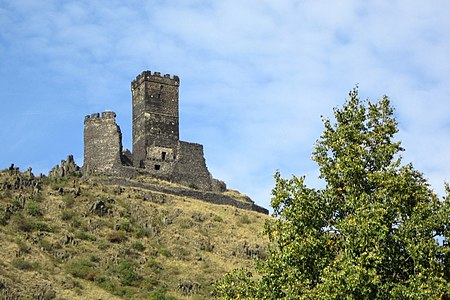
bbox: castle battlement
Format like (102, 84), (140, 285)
(84, 111), (117, 124)
(82, 70), (268, 214)
(131, 70), (180, 89)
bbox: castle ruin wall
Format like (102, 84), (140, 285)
(83, 112), (123, 175)
(171, 141), (216, 191)
(83, 71), (239, 194)
(80, 70), (267, 213)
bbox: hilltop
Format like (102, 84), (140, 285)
(0, 165), (269, 299)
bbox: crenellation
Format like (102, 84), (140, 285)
(85, 111), (117, 124)
(101, 111), (116, 122)
(131, 70), (180, 90)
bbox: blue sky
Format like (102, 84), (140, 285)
(1, 1), (450, 210)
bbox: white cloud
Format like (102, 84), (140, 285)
(1, 0), (450, 209)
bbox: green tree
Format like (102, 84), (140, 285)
(214, 88), (450, 299)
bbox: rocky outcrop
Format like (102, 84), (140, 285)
(48, 155), (81, 178)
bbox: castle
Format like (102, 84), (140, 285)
(83, 71), (226, 193)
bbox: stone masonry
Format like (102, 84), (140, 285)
(84, 112), (124, 175)
(83, 71), (226, 193)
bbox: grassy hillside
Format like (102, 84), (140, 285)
(0, 168), (269, 299)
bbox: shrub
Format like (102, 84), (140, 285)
(192, 212), (208, 222)
(61, 210), (75, 221)
(65, 258), (100, 281)
(115, 259), (142, 286)
(26, 201), (43, 217)
(100, 279), (134, 297)
(98, 242), (110, 250)
(90, 255), (101, 263)
(132, 241), (145, 252)
(179, 218), (193, 229)
(75, 230), (97, 241)
(71, 218), (81, 228)
(238, 214), (251, 224)
(146, 258), (163, 273)
(15, 238), (30, 253)
(158, 246), (172, 257)
(33, 221), (54, 232)
(11, 213), (34, 232)
(31, 192), (44, 203)
(107, 231), (127, 243)
(117, 220), (132, 232)
(62, 194), (75, 208)
(0, 215), (8, 226)
(148, 287), (177, 300)
(41, 289), (56, 300)
(11, 258), (34, 270)
(39, 238), (54, 252)
(135, 226), (158, 238)
(212, 215), (224, 222)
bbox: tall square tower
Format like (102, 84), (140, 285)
(131, 71), (180, 167)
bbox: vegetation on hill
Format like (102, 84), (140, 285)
(214, 88), (450, 299)
(0, 168), (268, 299)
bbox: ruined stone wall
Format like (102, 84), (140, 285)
(171, 141), (216, 191)
(98, 177), (268, 214)
(81, 70), (266, 212)
(131, 71), (180, 167)
(84, 112), (123, 175)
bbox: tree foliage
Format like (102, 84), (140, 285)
(214, 88), (450, 299)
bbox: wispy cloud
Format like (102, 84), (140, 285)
(1, 0), (450, 208)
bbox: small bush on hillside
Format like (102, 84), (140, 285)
(238, 214), (251, 224)
(135, 226), (158, 238)
(11, 258), (34, 270)
(212, 215), (223, 222)
(114, 259), (142, 286)
(31, 192), (44, 203)
(15, 238), (30, 253)
(107, 230), (127, 243)
(26, 201), (42, 217)
(132, 241), (145, 252)
(39, 238), (54, 252)
(11, 213), (34, 232)
(61, 210), (75, 221)
(148, 287), (177, 300)
(75, 230), (97, 241)
(65, 258), (100, 281)
(33, 220), (54, 232)
(117, 220), (132, 232)
(62, 194), (75, 208)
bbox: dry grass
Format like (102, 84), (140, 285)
(0, 169), (269, 299)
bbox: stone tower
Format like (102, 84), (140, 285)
(83, 111), (123, 174)
(131, 71), (180, 168)
(83, 70), (227, 192)
(81, 70), (269, 214)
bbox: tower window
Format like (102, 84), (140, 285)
(154, 164), (161, 170)
(162, 152), (167, 160)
